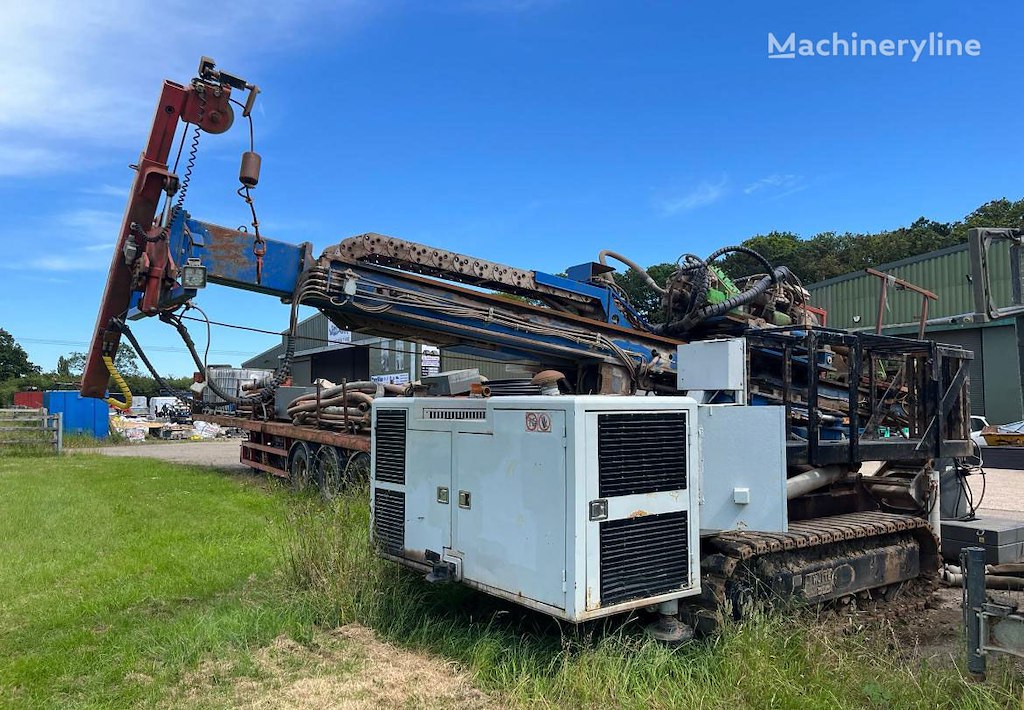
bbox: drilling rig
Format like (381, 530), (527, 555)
(82, 59), (974, 640)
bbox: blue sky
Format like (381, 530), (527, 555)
(1, 1), (1020, 376)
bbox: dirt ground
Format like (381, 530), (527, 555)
(167, 625), (496, 709)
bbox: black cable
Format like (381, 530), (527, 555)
(228, 98), (255, 152)
(174, 314), (538, 367)
(113, 319), (196, 403)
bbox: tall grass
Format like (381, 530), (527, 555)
(282, 487), (1023, 709)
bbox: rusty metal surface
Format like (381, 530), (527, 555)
(82, 69), (239, 399)
(195, 413), (370, 452)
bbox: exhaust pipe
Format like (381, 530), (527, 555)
(786, 466), (844, 500)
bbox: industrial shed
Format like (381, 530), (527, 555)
(808, 242), (1022, 425)
(242, 312), (534, 386)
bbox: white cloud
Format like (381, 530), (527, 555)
(0, 208), (122, 271)
(0, 0), (376, 177)
(80, 184), (128, 198)
(459, 0), (561, 11)
(19, 256), (97, 272)
(654, 176), (728, 215)
(0, 145), (70, 176)
(744, 173), (806, 197)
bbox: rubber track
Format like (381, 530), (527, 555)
(709, 511), (932, 561)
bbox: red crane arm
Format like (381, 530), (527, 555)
(81, 71), (235, 398)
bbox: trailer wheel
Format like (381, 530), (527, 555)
(287, 441), (313, 492)
(315, 446), (344, 500)
(345, 451), (370, 487)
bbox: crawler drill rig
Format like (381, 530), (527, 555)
(82, 60), (973, 632)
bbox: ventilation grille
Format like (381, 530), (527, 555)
(374, 409), (407, 484)
(597, 412), (687, 497)
(486, 378), (541, 396)
(422, 408), (486, 420)
(600, 511), (689, 606)
(373, 488), (405, 554)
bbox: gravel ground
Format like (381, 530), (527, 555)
(89, 440), (248, 472)
(974, 466), (1022, 516)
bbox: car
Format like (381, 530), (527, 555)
(970, 415), (990, 448)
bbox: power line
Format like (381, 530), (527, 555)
(19, 337), (255, 358)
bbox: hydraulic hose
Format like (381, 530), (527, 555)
(102, 355), (133, 411)
(657, 264), (792, 336)
(167, 311), (294, 406)
(115, 319), (195, 404)
(598, 250), (666, 294)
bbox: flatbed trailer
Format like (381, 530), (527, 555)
(196, 413), (370, 496)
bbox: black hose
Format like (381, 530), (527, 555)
(162, 306), (296, 406)
(656, 246), (790, 335)
(113, 319), (196, 403)
(705, 245), (775, 275)
(695, 266), (792, 321)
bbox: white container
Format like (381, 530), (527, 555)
(203, 367), (273, 404)
(149, 396), (186, 420)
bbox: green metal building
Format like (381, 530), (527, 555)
(808, 242), (1022, 425)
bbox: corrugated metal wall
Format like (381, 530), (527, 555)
(293, 312), (327, 352)
(439, 351), (536, 380)
(808, 243), (1013, 330)
(806, 243), (1023, 423)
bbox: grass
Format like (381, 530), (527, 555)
(0, 451), (1020, 708)
(0, 453), (312, 707)
(62, 431), (126, 448)
(283, 492), (1024, 709)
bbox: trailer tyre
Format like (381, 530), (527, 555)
(315, 446), (344, 500)
(345, 451), (370, 487)
(287, 441), (313, 492)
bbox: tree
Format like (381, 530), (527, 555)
(613, 262), (676, 322)
(0, 329), (40, 380)
(61, 345), (141, 379)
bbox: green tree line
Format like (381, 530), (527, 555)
(0, 328), (192, 406)
(615, 197), (1024, 320)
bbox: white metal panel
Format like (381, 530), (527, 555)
(452, 409), (568, 610)
(371, 395), (703, 622)
(697, 405), (788, 534)
(582, 405), (700, 613)
(403, 429), (453, 560)
(677, 338), (746, 392)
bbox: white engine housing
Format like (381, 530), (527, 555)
(370, 395), (703, 622)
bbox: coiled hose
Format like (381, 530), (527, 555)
(102, 355), (133, 411)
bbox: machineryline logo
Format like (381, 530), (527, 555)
(768, 32), (981, 62)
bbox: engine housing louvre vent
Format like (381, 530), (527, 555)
(422, 408), (486, 421)
(597, 412), (687, 497)
(600, 511), (689, 606)
(373, 487), (405, 554)
(374, 409), (407, 484)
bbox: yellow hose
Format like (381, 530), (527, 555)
(102, 355), (133, 411)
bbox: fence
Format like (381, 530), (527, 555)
(0, 408), (63, 454)
(961, 546), (1024, 680)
